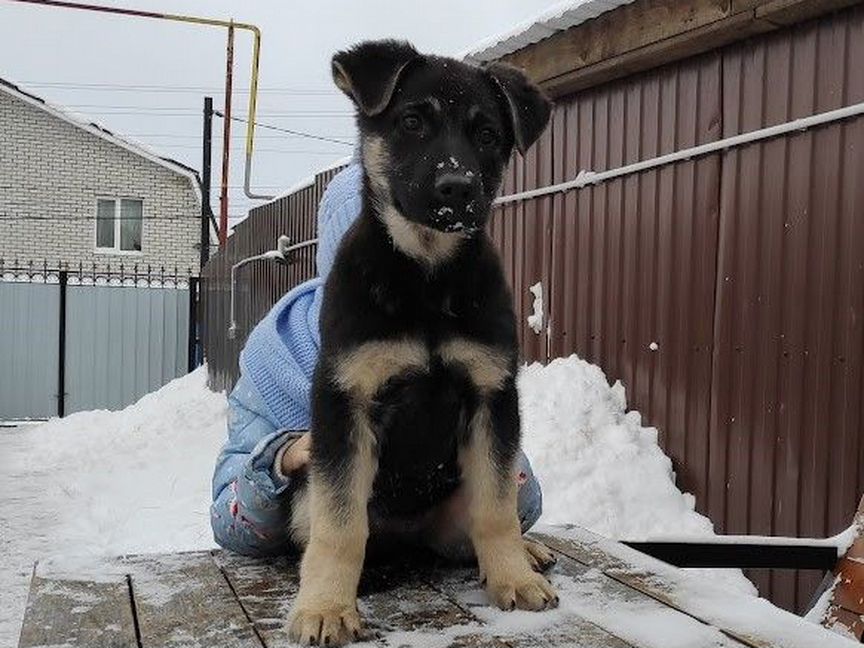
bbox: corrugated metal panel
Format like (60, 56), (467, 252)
(0, 282), (59, 419)
(201, 164), (344, 393)
(544, 52), (723, 510)
(709, 8), (864, 612)
(64, 284), (189, 413)
(488, 118), (556, 364)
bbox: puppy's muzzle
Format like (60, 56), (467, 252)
(431, 173), (482, 233)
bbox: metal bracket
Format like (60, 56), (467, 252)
(227, 236), (319, 339)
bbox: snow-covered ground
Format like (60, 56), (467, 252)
(0, 369), (227, 646)
(0, 356), (757, 646)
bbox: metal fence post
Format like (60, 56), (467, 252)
(201, 97), (213, 269)
(188, 275), (199, 372)
(57, 269), (67, 417)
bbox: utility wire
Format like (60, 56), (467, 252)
(68, 109), (353, 118)
(214, 110), (354, 147)
(122, 133), (356, 140)
(19, 81), (339, 95)
(64, 103), (351, 114)
(155, 144), (348, 154)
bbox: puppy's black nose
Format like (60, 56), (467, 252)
(434, 173), (479, 211)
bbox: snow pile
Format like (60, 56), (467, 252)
(0, 367), (226, 646)
(519, 355), (755, 595)
(0, 355), (755, 646)
(521, 356), (709, 537)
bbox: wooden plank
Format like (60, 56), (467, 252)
(818, 495), (864, 641)
(428, 562), (639, 648)
(125, 550), (262, 648)
(503, 0), (732, 89)
(211, 551), (298, 648)
(358, 561), (479, 635)
(214, 551), (488, 647)
(533, 529), (855, 648)
(431, 550), (754, 648)
(17, 569), (137, 648)
(538, 11), (770, 97)
(499, 0), (864, 98)
(743, 0), (862, 25)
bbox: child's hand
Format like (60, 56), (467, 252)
(281, 433), (312, 474)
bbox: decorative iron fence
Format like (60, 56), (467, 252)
(0, 259), (199, 420)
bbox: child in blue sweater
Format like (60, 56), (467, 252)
(210, 157), (543, 557)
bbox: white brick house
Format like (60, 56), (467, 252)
(0, 78), (202, 274)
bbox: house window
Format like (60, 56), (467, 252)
(95, 198), (143, 252)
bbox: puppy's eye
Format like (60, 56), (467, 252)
(477, 127), (499, 146)
(401, 112), (423, 133)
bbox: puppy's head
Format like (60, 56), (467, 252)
(333, 40), (551, 236)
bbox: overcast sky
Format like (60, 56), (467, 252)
(0, 0), (559, 225)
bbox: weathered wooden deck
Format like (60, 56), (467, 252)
(17, 527), (854, 648)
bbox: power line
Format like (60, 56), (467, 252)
(214, 110), (354, 147)
(120, 133), (356, 140)
(0, 215), (204, 221)
(66, 109), (353, 118)
(19, 81), (339, 96)
(64, 103), (351, 114)
(154, 142), (346, 152)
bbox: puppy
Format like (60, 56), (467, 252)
(288, 40), (554, 645)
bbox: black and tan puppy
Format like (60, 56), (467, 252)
(288, 40), (554, 645)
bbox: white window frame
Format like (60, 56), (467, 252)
(93, 197), (145, 255)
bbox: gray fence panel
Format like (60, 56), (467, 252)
(65, 285), (189, 414)
(0, 282), (60, 419)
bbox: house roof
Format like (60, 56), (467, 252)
(0, 76), (201, 201)
(462, 0), (637, 63)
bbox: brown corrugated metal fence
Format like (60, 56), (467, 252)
(708, 8), (864, 610)
(200, 166), (342, 392)
(200, 5), (864, 612)
(527, 7), (864, 612)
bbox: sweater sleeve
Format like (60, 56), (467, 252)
(210, 376), (305, 556)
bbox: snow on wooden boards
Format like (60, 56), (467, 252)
(533, 527), (857, 648)
(17, 573), (138, 648)
(819, 495), (864, 641)
(17, 532), (849, 647)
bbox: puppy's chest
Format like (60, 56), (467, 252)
(333, 334), (512, 408)
(369, 278), (475, 336)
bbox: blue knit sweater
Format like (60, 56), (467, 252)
(239, 160), (363, 429)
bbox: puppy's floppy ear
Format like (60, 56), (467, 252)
(332, 40), (419, 116)
(485, 62), (552, 154)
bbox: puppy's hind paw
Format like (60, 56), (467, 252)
(523, 538), (557, 573)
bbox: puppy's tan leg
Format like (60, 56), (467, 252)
(461, 405), (558, 611)
(288, 420), (376, 646)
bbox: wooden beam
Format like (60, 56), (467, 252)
(501, 0), (864, 98)
(754, 0), (864, 25)
(534, 11), (771, 98)
(502, 0), (731, 87)
(819, 495), (864, 641)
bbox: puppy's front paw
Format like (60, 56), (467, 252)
(289, 601), (363, 646)
(487, 567), (558, 611)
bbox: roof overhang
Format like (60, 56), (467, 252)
(470, 0), (864, 99)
